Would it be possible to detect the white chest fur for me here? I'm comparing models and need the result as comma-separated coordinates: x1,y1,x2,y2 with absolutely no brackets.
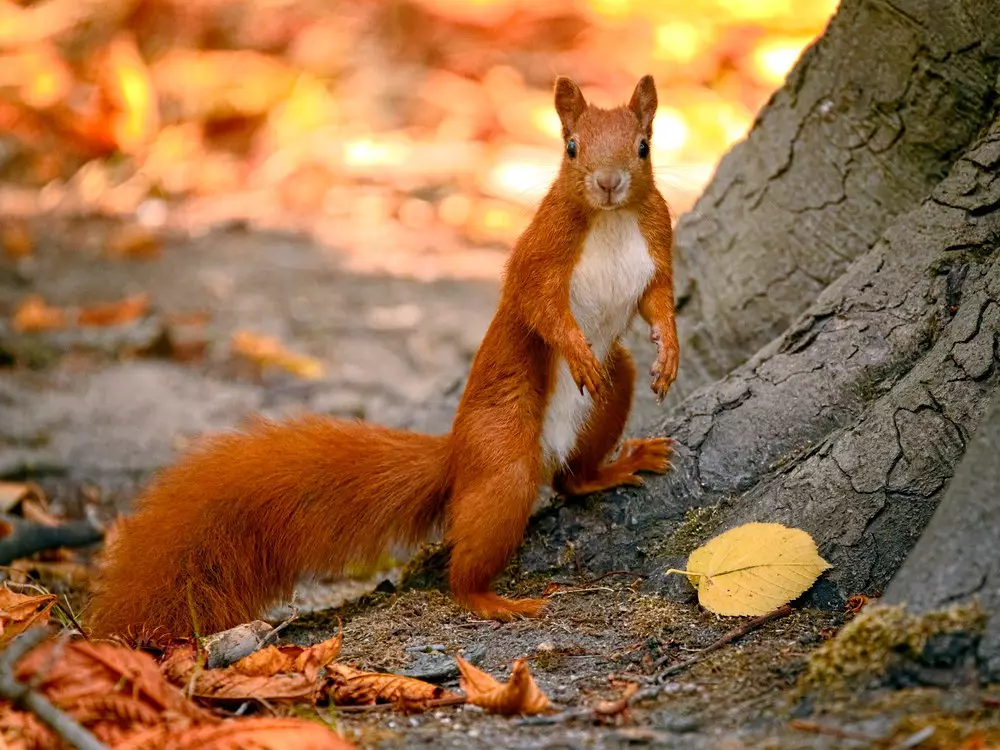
540,210,656,469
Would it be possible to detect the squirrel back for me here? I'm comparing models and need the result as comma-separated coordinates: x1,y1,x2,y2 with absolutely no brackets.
88,415,451,642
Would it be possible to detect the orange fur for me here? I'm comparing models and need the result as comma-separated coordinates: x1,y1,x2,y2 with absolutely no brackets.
87,76,678,639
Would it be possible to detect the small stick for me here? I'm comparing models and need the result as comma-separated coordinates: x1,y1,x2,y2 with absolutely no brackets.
0,628,108,750
333,695,467,713
545,586,616,599
654,604,794,675
789,719,888,744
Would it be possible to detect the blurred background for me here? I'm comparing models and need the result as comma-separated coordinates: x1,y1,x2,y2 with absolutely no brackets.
1,0,837,283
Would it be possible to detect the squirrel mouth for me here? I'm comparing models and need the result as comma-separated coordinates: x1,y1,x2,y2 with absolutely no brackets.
591,189,628,209
587,169,630,209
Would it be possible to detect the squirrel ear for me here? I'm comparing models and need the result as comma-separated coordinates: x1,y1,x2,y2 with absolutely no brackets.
554,77,586,138
629,75,657,134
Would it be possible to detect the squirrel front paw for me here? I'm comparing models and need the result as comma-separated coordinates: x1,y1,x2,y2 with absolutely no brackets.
566,336,603,398
649,327,678,401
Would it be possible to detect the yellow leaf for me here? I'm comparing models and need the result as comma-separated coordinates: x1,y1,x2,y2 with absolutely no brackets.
669,522,830,616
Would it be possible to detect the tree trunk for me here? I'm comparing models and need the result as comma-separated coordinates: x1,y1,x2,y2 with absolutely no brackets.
517,105,1000,614
883,389,1000,681
667,0,1000,401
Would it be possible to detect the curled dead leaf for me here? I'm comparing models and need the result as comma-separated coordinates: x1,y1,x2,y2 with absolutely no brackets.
456,654,551,716
230,631,342,682
231,330,325,380
0,481,42,513
105,223,162,260
77,293,150,327
135,717,355,749
327,663,456,708
161,645,320,703
0,585,56,647
2,219,33,259
593,682,639,724
12,295,66,333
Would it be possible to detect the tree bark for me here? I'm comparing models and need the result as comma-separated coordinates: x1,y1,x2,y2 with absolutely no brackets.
517,110,1000,609
668,0,1000,400
883,390,1000,681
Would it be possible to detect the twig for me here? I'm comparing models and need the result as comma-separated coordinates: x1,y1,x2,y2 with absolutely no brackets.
258,609,301,648
0,515,102,566
333,695,467,713
789,719,888,744
654,604,794,676
0,628,108,750
544,586,616,599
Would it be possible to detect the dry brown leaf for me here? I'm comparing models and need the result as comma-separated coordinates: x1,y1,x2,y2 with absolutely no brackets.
0,585,56,647
12,295,66,333
18,497,59,526
231,330,325,380
593,682,639,724
230,631,342,682
161,645,320,703
105,223,162,260
327,663,455,708
456,655,551,716
0,482,41,513
128,717,355,750
8,559,91,587
1,220,33,259
77,293,150,327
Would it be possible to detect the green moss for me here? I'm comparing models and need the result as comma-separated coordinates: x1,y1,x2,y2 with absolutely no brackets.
804,602,985,687
653,505,724,557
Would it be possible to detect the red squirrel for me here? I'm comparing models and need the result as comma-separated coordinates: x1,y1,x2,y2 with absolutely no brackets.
87,75,679,642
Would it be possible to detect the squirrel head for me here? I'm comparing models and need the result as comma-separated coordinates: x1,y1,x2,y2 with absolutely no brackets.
553,75,658,212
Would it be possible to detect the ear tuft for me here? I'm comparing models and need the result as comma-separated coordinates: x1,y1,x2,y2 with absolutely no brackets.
629,75,657,134
554,77,587,139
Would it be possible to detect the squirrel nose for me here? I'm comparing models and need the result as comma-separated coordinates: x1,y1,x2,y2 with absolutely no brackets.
595,169,623,193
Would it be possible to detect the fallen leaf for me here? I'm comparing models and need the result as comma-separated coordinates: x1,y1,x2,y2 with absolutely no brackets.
231,330,325,380
668,522,830,616
0,585,57,647
12,295,66,333
18,496,59,526
2,220,33,259
456,655,551,716
77,293,150,327
593,682,639,724
105,223,162,260
161,645,320,703
138,717,356,749
327,663,455,708
231,631,342,682
0,481,40,513
845,594,870,615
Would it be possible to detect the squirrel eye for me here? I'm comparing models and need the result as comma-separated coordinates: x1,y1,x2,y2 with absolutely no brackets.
566,138,578,159
638,138,650,159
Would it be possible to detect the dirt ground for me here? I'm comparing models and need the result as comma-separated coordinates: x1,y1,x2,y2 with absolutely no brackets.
2,221,998,749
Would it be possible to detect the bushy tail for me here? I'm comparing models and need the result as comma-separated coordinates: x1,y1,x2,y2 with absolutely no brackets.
87,415,451,642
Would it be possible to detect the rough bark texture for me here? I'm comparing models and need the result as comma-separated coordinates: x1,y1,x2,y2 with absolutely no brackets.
883,390,1000,681
669,0,1000,400
518,111,1000,610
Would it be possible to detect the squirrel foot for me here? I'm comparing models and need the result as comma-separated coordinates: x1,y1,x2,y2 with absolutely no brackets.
560,437,672,496
460,592,547,621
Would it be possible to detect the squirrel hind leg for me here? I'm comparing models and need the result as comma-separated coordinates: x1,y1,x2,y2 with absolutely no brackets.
447,454,545,622
460,591,547,621
555,343,672,496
